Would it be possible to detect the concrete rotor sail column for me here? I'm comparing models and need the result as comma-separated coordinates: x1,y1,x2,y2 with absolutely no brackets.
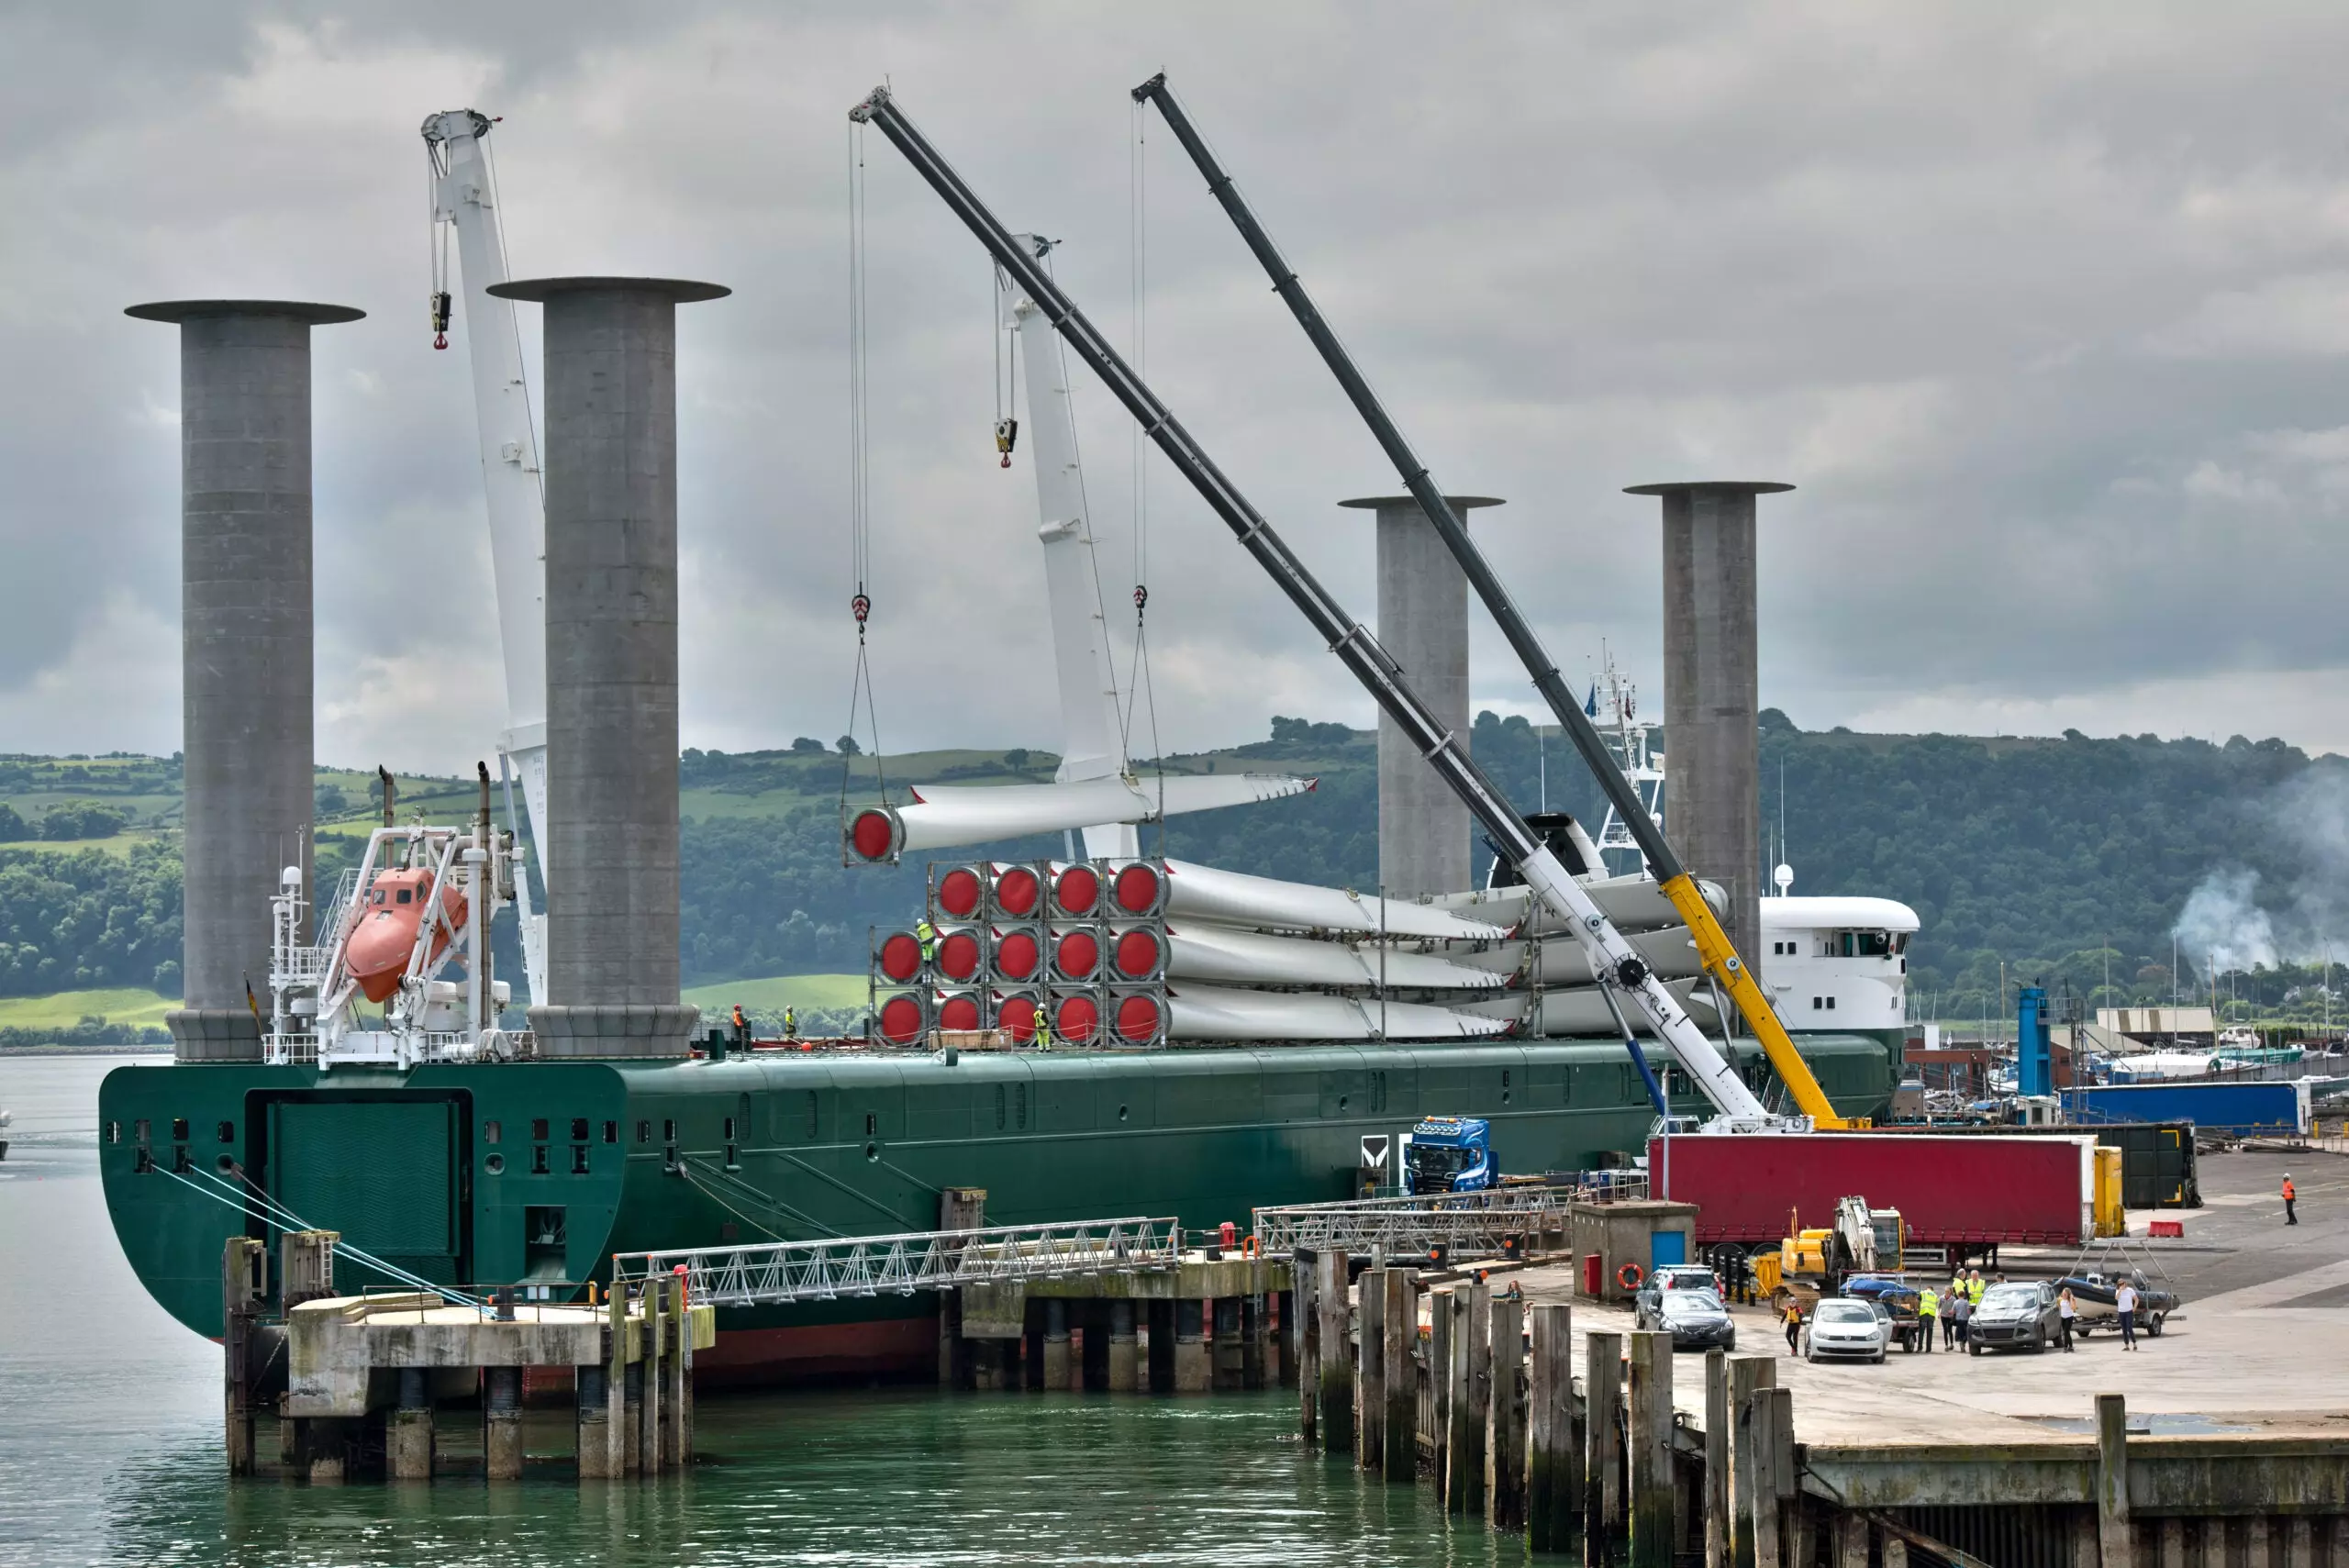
1626,481,1792,989
489,276,727,1058
128,299,362,1062
1338,494,1503,899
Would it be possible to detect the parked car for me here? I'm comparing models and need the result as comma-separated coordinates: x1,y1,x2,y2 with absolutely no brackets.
1633,1263,1722,1323
1640,1288,1736,1351
1968,1281,2063,1354
1803,1298,1890,1363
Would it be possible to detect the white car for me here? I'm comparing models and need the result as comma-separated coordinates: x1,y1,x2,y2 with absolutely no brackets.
1804,1298,1890,1364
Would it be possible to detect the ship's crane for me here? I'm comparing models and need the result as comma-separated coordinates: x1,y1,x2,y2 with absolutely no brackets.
997,233,1139,857
849,86,1782,1130
1129,74,1852,1130
422,109,549,1005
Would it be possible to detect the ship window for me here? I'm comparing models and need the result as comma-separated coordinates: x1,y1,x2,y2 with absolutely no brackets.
864,1111,877,1138
1812,997,1823,1011
105,1120,119,1144
531,1118,550,1141
171,1118,189,1141
662,1119,676,1142
571,1144,590,1175
372,890,385,906
571,1118,590,1141
133,1118,150,1146
531,1144,550,1174
484,1120,502,1145
1827,996,1836,1010
636,1119,651,1144
397,888,413,905
603,1120,619,1144
217,1120,234,1143
723,1116,737,1140
1118,1103,1130,1122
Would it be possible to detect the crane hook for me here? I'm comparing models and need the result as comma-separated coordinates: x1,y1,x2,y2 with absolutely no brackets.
994,417,1019,469
429,290,452,351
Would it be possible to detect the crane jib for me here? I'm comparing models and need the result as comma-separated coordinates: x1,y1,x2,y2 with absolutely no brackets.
847,86,1784,1128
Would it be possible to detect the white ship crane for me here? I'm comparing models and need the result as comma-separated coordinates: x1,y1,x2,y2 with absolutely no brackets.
422,107,549,1006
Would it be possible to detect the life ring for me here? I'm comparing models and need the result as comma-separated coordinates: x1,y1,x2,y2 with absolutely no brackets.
1618,1262,1645,1291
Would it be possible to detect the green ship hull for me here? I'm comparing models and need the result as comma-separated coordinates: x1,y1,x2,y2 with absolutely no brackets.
100,1033,1894,1383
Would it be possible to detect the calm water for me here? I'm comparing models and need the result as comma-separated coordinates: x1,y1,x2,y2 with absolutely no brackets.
0,1055,1513,1567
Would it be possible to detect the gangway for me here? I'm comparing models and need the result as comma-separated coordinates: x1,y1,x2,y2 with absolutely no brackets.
611,1215,1179,1307
1252,1180,1641,1260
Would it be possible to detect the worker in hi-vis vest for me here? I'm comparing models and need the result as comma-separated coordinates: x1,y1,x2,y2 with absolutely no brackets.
1916,1286,1939,1353
1032,1001,1052,1051
916,918,938,962
2284,1173,2298,1225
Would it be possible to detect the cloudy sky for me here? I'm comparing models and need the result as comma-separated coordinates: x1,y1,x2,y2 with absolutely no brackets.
10,2,2349,772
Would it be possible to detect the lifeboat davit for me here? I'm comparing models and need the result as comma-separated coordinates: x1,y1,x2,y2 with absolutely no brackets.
345,867,467,1004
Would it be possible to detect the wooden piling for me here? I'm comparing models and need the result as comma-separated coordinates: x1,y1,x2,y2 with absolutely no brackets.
1108,1300,1139,1392
1384,1269,1417,1482
1729,1355,1778,1568
1587,1329,1628,1568
1529,1302,1579,1551
484,1364,524,1481
1297,1253,1319,1442
667,1278,690,1466
640,1281,663,1475
1629,1331,1675,1568
1316,1251,1353,1451
1276,1287,1298,1388
1453,1278,1492,1514
1486,1292,1527,1530
1243,1288,1269,1391
1357,1269,1385,1470
221,1236,264,1476
606,1282,629,1479
1429,1286,1454,1487
1768,1389,1797,1568
1212,1296,1244,1390
2098,1394,2133,1568
1706,1351,1730,1568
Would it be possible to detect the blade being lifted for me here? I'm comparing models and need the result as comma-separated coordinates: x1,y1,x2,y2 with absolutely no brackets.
847,773,1312,861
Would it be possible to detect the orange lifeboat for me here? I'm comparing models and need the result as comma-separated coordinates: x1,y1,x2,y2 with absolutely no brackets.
345,867,468,1004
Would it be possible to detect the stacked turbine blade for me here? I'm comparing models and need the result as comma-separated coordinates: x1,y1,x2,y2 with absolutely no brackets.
866,856,1720,1049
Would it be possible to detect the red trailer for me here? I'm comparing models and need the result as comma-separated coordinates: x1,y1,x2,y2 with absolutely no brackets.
1647,1132,2101,1251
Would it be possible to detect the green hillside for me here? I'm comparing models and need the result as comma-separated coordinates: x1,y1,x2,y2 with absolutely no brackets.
4,713,2344,1031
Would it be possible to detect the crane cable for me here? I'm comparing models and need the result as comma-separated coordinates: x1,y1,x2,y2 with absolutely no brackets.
1124,99,1167,854
425,136,452,350
841,119,889,847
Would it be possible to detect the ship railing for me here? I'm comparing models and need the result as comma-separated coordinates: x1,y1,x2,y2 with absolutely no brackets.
611,1215,1182,1307
263,1032,320,1066
274,946,333,984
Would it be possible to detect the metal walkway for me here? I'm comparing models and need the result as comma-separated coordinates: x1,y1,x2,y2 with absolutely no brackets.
610,1216,1180,1307
1251,1177,1644,1259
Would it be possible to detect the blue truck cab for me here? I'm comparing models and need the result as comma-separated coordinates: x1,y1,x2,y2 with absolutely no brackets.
1404,1116,1496,1194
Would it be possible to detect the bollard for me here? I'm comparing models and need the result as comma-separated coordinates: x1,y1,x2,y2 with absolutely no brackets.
390,1366,435,1482
1355,1269,1384,1469
1586,1329,1628,1567
1628,1331,1675,1568
1486,1292,1527,1530
1705,1350,1730,1568
1174,1298,1211,1393
484,1364,524,1481
1529,1302,1580,1551
1383,1270,1417,1482
1317,1251,1353,1449
1729,1355,1778,1568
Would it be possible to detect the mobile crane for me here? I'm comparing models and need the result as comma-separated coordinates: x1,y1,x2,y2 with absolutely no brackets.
1129,74,1853,1130
421,109,549,1005
849,86,1787,1131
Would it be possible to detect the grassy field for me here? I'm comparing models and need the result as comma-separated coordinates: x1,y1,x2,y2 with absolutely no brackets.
0,986,178,1029
681,973,869,1014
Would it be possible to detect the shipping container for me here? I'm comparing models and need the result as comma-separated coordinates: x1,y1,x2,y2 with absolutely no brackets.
1875,1120,2199,1209
1648,1131,2107,1251
2067,1080,2308,1139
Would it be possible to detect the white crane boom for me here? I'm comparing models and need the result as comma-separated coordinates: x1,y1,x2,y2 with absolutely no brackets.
422,108,549,1005
998,234,1138,857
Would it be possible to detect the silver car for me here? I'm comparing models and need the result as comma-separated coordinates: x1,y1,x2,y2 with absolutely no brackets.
1804,1298,1890,1363
1968,1282,2062,1355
